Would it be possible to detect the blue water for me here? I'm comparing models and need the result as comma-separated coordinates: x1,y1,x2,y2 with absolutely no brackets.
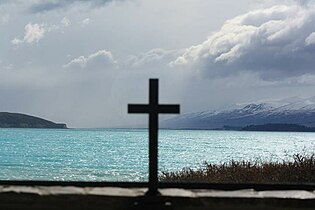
0,128,315,181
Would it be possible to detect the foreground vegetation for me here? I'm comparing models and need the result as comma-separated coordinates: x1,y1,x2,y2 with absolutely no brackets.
160,154,315,183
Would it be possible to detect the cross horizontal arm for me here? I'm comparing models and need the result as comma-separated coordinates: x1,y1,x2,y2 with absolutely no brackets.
158,104,180,114
128,104,150,113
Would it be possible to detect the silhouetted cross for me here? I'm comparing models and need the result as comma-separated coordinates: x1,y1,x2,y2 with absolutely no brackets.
128,79,180,195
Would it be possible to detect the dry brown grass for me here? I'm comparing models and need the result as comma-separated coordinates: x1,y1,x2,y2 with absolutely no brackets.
160,154,315,183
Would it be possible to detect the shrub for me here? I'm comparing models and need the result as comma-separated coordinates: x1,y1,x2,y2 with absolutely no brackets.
160,154,315,183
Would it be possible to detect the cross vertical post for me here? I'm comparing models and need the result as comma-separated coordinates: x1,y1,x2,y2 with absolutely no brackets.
149,79,159,195
128,79,180,196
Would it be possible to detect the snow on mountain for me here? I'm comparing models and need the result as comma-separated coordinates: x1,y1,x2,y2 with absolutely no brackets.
161,96,315,129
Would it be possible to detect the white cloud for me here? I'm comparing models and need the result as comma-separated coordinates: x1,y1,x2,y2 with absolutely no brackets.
127,48,181,67
81,18,90,26
47,17,71,32
21,23,45,43
61,17,71,27
11,38,22,45
12,23,45,45
172,3,315,79
305,32,315,45
12,17,71,45
64,50,117,70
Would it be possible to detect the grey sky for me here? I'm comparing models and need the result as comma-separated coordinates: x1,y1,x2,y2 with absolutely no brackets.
1,0,315,128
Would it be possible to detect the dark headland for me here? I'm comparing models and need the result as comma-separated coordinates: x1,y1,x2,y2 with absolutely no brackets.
0,112,67,129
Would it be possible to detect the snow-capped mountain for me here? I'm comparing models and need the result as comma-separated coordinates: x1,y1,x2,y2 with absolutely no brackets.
161,97,315,129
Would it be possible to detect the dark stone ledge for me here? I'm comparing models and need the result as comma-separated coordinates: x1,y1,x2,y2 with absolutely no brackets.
1,186,315,210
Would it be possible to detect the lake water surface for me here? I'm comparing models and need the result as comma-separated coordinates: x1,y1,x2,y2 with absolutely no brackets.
0,128,314,181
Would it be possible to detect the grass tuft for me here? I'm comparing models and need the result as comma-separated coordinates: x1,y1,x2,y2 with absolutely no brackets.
160,154,315,183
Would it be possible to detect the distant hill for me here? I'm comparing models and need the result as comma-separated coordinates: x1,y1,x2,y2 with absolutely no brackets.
0,112,67,129
162,96,315,130
241,123,315,132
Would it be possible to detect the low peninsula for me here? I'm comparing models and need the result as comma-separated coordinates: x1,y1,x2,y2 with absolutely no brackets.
0,112,67,129
241,123,315,132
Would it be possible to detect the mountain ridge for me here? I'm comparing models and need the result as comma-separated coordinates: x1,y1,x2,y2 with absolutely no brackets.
162,96,315,129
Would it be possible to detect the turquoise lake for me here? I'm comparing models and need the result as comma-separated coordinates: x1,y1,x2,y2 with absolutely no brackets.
0,128,315,181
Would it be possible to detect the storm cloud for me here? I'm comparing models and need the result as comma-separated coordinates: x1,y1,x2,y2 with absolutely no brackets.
2,0,315,128
173,3,315,79
29,0,125,13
